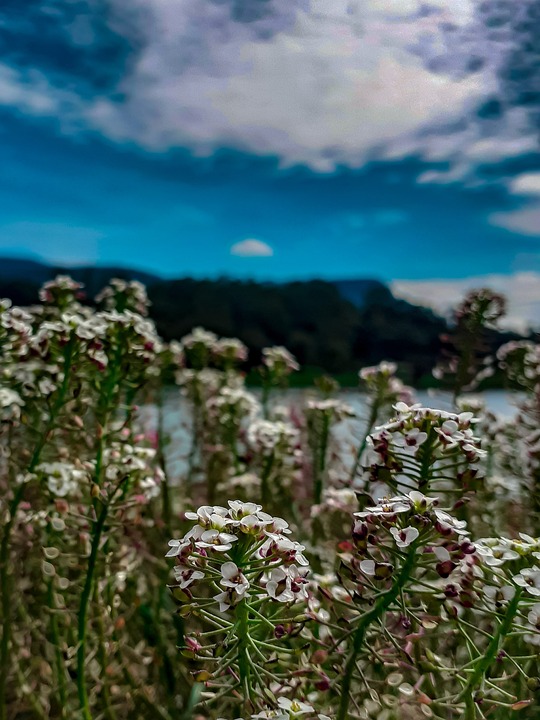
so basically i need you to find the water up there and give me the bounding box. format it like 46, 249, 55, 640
140, 388, 518, 483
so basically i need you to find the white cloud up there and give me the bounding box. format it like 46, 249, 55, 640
392, 272, 540, 333
509, 174, 540, 196
416, 165, 469, 185
2, 0, 536, 178
489, 205, 540, 236
0, 1, 492, 170
465, 137, 538, 163
230, 239, 273, 257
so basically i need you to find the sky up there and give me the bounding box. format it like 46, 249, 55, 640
1, 1, 540, 327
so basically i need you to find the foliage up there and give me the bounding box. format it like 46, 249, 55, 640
1, 276, 540, 720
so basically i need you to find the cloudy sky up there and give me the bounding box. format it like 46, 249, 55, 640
1, 1, 540, 325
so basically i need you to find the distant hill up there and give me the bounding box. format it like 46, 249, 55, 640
0, 258, 387, 311
0, 257, 160, 305
0, 257, 521, 384
331, 279, 387, 308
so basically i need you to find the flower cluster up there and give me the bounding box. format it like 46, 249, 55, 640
351, 492, 473, 583
305, 398, 355, 422
262, 346, 300, 376
168, 500, 309, 611
39, 275, 84, 309
247, 419, 300, 457
95, 278, 151, 316
361, 403, 485, 495
218, 698, 330, 719
359, 361, 415, 407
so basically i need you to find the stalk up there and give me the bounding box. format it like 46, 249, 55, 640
236, 600, 252, 709
94, 583, 117, 720
76, 505, 108, 720
313, 412, 331, 506
0, 336, 75, 719
47, 572, 67, 716
76, 346, 124, 719
460, 589, 522, 719
349, 399, 380, 484
336, 544, 419, 720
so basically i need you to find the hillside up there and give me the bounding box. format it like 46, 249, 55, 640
0, 257, 520, 384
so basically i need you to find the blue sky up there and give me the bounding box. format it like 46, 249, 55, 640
1, 0, 540, 303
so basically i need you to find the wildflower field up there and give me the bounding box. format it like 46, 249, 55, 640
2, 277, 540, 720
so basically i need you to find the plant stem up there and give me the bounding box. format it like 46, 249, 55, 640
313, 412, 330, 506
460, 589, 522, 719
336, 544, 419, 720
47, 576, 67, 717
349, 400, 379, 484
236, 600, 252, 710
0, 337, 75, 719
76, 505, 108, 720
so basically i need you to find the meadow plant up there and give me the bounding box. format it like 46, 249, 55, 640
349, 362, 415, 483
260, 346, 299, 418
434, 288, 506, 402
1, 278, 540, 720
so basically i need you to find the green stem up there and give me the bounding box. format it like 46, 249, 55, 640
0, 336, 76, 720
336, 544, 419, 720
76, 505, 109, 720
349, 400, 379, 484
236, 600, 251, 709
95, 583, 117, 720
459, 589, 522, 719
156, 389, 172, 537
47, 576, 67, 717
314, 412, 331, 505
260, 453, 275, 508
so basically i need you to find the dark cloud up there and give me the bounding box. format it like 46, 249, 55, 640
0, 1, 135, 93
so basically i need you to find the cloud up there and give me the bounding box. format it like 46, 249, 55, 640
0, 0, 539, 178
489, 206, 540, 237
0, 0, 489, 170
392, 272, 540, 333
230, 238, 273, 257
510, 174, 540, 196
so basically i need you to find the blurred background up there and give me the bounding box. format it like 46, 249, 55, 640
0, 0, 538, 382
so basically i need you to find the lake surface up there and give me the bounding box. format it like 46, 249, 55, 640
141, 388, 518, 483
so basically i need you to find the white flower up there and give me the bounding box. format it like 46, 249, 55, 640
355, 496, 411, 519
484, 584, 515, 607
220, 562, 250, 597
262, 346, 299, 373
434, 509, 468, 536
476, 538, 521, 566
213, 590, 233, 612
173, 566, 205, 589
528, 604, 540, 629
277, 697, 315, 715
392, 428, 428, 455
185, 505, 229, 527
181, 327, 218, 350
228, 500, 262, 516
196, 529, 238, 552
265, 565, 308, 603
38, 461, 83, 498
390, 526, 419, 548
266, 567, 295, 602
360, 560, 376, 576
165, 538, 192, 558
514, 566, 540, 596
